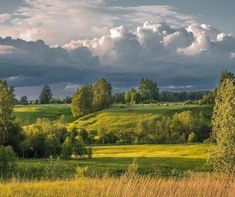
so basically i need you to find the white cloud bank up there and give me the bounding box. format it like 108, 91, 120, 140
0, 0, 195, 45
64, 21, 235, 75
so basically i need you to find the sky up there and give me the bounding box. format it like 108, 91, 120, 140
0, 0, 235, 99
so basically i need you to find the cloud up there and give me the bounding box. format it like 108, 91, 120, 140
231, 52, 235, 59
0, 19, 235, 96
0, 36, 101, 87
64, 21, 235, 89
64, 83, 80, 92
0, 0, 195, 45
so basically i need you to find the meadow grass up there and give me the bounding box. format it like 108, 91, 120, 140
14, 104, 74, 125
14, 103, 212, 130
68, 104, 212, 133
16, 144, 211, 179
0, 174, 234, 197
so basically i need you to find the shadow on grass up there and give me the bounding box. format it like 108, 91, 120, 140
17, 157, 211, 179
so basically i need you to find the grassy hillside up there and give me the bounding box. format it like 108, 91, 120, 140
15, 104, 74, 125
17, 144, 211, 178
68, 104, 213, 133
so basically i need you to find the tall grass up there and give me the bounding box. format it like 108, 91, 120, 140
0, 174, 234, 197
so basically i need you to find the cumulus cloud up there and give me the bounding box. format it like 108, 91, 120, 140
0, 0, 195, 45
0, 37, 101, 87
0, 20, 235, 95
66, 21, 235, 69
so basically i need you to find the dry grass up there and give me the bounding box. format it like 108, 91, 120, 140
0, 174, 234, 197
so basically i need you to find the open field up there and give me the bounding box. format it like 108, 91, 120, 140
14, 104, 74, 125
16, 144, 211, 179
1, 175, 234, 197
14, 103, 212, 131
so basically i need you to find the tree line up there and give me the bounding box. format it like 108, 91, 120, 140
16, 78, 210, 106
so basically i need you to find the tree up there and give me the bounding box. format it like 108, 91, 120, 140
61, 138, 73, 159
0, 80, 23, 153
71, 85, 93, 117
138, 78, 159, 102
39, 84, 52, 104
200, 90, 216, 105
113, 93, 125, 104
171, 111, 195, 143
219, 70, 235, 85
93, 79, 112, 111
209, 79, 235, 176
20, 96, 28, 105
0, 146, 16, 176
125, 88, 141, 104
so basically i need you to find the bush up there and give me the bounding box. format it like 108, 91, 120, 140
0, 146, 17, 177
187, 132, 197, 143
61, 138, 73, 159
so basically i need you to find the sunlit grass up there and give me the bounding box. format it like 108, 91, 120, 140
15, 104, 74, 125
16, 144, 211, 178
69, 104, 212, 133
1, 174, 234, 197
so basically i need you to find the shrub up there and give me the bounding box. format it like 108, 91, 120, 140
187, 132, 197, 143
0, 146, 17, 177
61, 139, 73, 159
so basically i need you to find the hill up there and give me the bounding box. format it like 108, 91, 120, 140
68, 104, 213, 134
14, 104, 74, 125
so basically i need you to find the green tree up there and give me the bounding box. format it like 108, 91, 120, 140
61, 138, 73, 159
171, 111, 195, 143
93, 79, 112, 111
39, 84, 52, 104
71, 85, 93, 117
20, 96, 28, 105
209, 79, 235, 176
138, 78, 159, 102
0, 146, 16, 176
219, 70, 235, 85
0, 80, 23, 153
125, 88, 141, 104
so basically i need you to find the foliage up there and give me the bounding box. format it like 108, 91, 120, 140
125, 88, 141, 104
23, 118, 67, 157
209, 79, 235, 177
160, 91, 208, 102
138, 78, 159, 102
0, 80, 23, 154
39, 84, 53, 104
20, 96, 28, 105
171, 111, 194, 143
71, 85, 93, 117
188, 132, 197, 143
70, 104, 212, 144
71, 79, 112, 118
61, 138, 73, 159
0, 146, 16, 176
92, 78, 112, 111
199, 90, 216, 105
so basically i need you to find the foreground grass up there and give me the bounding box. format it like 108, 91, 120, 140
17, 144, 211, 179
1, 174, 234, 197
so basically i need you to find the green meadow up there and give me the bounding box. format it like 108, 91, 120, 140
15, 103, 212, 131
13, 103, 213, 179
15, 104, 74, 125
17, 144, 211, 179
